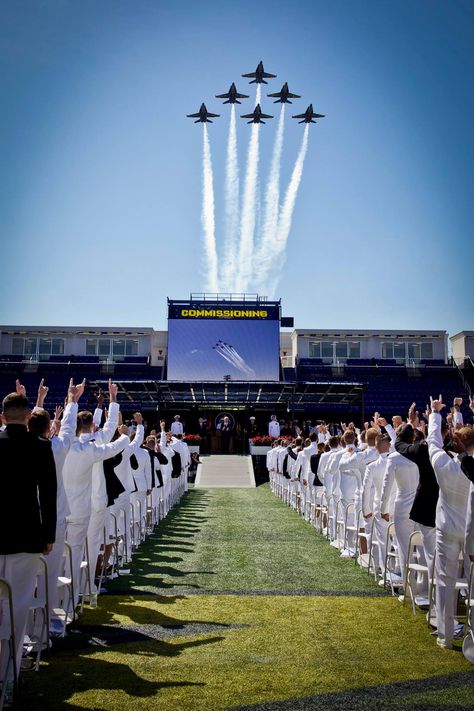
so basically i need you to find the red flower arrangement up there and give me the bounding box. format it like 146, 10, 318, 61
249, 436, 276, 446
183, 434, 202, 444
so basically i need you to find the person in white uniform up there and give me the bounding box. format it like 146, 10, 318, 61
427, 396, 474, 649
268, 415, 280, 438
170, 415, 184, 436
380, 445, 420, 586
62, 384, 129, 609
362, 433, 392, 577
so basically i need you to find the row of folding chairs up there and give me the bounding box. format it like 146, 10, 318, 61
270, 471, 474, 660
0, 474, 188, 708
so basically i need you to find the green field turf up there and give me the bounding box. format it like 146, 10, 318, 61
18, 485, 474, 710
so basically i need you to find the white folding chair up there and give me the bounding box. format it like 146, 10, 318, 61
403, 530, 429, 614
383, 522, 401, 595
0, 578, 18, 710
463, 563, 474, 663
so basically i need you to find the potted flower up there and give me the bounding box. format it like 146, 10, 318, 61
249, 435, 276, 455
183, 434, 202, 455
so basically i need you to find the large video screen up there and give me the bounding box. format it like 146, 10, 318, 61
167, 305, 280, 381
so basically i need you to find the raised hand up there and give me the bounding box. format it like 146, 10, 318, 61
133, 412, 143, 425
68, 378, 86, 403
453, 397, 463, 407
36, 379, 49, 408
377, 417, 388, 428
424, 404, 431, 421
54, 405, 63, 421
118, 424, 129, 436
108, 379, 118, 403
96, 388, 104, 409
430, 394, 445, 413
15, 379, 26, 397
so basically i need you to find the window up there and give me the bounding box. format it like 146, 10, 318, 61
335, 342, 347, 359
24, 338, 37, 356
382, 341, 406, 361
321, 342, 333, 359
12, 338, 23, 355
309, 342, 321, 358
348, 342, 360, 358
86, 339, 97, 355
98, 339, 111, 358
112, 339, 126, 357
420, 342, 433, 359
125, 339, 139, 356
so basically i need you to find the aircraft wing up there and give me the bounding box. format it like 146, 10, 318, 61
187, 113, 201, 118
241, 112, 255, 119
288, 92, 301, 99
312, 113, 325, 118
267, 92, 281, 98
260, 113, 273, 119
262, 72, 276, 78
292, 113, 307, 118
235, 92, 249, 98
207, 112, 220, 118
242, 72, 257, 78
215, 93, 230, 99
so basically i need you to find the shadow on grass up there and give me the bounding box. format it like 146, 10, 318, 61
17, 655, 206, 710
232, 671, 474, 711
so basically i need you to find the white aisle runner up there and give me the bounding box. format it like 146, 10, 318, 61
194, 455, 256, 488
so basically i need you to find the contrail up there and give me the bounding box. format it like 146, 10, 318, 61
214, 341, 255, 377
267, 124, 310, 298
236, 84, 261, 293
220, 105, 239, 292
253, 103, 286, 289
201, 124, 219, 293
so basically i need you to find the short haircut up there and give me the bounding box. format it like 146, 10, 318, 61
366, 427, 379, 446
317, 442, 326, 454
28, 409, 51, 436
309, 432, 317, 442
77, 410, 94, 431
458, 425, 474, 449
303, 438, 311, 447
329, 435, 340, 448
343, 431, 356, 445
2, 393, 30, 421
375, 433, 391, 447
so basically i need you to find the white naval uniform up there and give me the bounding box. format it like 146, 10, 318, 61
362, 452, 391, 574
63, 414, 128, 607
171, 420, 184, 436
130, 446, 152, 540
170, 437, 190, 496
380, 451, 419, 585
268, 420, 280, 438
44, 402, 78, 621
427, 412, 471, 648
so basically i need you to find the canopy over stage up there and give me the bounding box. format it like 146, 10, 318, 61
87, 379, 367, 415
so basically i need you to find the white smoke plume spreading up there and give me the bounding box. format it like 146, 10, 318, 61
235, 84, 262, 293
266, 124, 310, 298
214, 340, 255, 377
253, 103, 286, 289
201, 124, 219, 293
220, 105, 239, 291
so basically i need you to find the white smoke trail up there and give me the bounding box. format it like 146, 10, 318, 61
266, 124, 310, 298
220, 105, 239, 292
235, 84, 262, 293
201, 124, 219, 293
253, 103, 286, 289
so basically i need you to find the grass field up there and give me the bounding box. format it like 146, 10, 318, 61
18, 485, 474, 710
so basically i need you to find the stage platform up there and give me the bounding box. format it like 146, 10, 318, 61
195, 455, 256, 488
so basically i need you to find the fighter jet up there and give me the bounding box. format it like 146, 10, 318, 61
267, 82, 301, 104
241, 104, 273, 124
242, 61, 276, 85
292, 104, 325, 124
186, 103, 220, 123
215, 82, 249, 104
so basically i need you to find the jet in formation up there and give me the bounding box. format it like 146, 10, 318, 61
186, 103, 220, 123
292, 104, 325, 124
242, 61, 276, 84
267, 82, 301, 104
241, 104, 274, 124
215, 82, 249, 104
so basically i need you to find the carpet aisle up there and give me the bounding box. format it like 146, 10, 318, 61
19, 485, 474, 710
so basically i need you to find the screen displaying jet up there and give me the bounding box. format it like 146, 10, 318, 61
215, 83, 249, 104
267, 82, 301, 104
292, 104, 325, 124
242, 61, 276, 85
187, 103, 220, 123
241, 104, 274, 124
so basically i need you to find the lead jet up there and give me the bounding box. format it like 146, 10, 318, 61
292, 103, 325, 124
186, 103, 220, 123
267, 82, 301, 104
215, 82, 249, 104
241, 104, 274, 124
242, 61, 276, 84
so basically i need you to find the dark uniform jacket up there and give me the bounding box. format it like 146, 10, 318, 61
0, 424, 57, 554
395, 427, 439, 528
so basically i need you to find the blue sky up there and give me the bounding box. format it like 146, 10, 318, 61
0, 0, 473, 336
